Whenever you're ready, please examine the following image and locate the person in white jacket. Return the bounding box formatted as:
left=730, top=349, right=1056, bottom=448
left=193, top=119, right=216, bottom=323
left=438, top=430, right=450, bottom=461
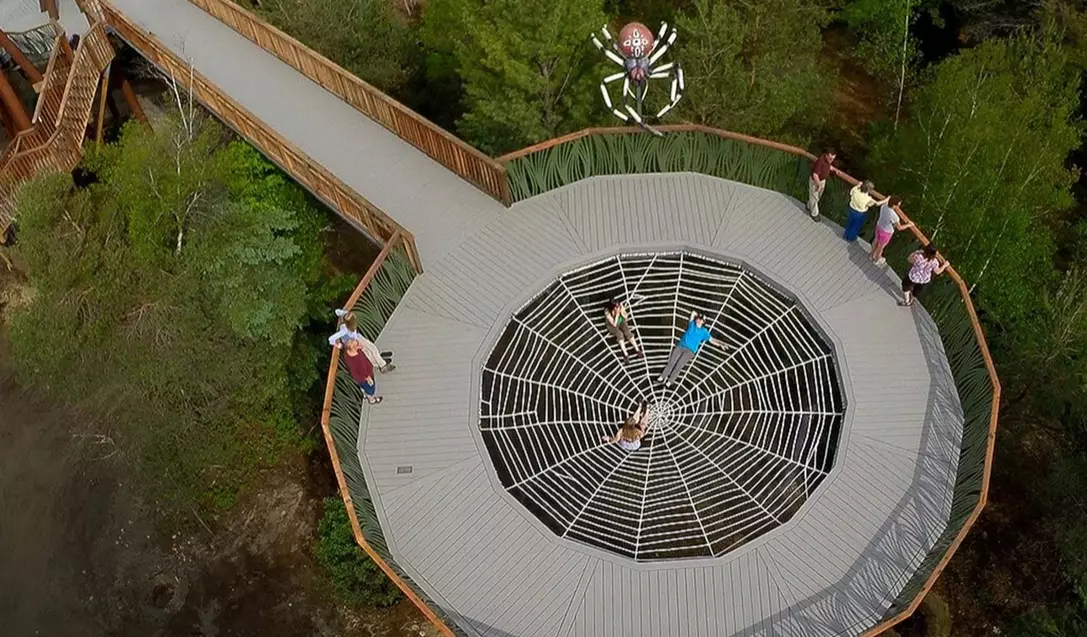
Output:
left=329, top=309, right=396, bottom=373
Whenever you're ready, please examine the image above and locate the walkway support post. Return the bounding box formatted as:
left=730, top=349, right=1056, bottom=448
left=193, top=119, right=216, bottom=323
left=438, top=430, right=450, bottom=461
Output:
left=0, top=70, right=31, bottom=132
left=95, top=62, right=110, bottom=145
left=40, top=0, right=60, bottom=20
left=119, top=76, right=146, bottom=124
left=0, top=29, right=44, bottom=85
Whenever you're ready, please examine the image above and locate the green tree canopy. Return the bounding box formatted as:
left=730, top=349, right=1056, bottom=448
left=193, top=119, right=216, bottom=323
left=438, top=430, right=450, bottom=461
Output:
left=868, top=31, right=1082, bottom=322
left=9, top=116, right=334, bottom=515
left=421, top=0, right=609, bottom=155
left=254, top=0, right=418, bottom=97
left=676, top=0, right=834, bottom=141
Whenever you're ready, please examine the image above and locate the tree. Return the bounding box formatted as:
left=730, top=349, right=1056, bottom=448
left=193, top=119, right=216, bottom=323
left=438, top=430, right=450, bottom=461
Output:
left=8, top=115, right=334, bottom=516
left=867, top=31, right=1082, bottom=322
left=254, top=0, right=418, bottom=98
left=676, top=0, right=834, bottom=141
left=839, top=0, right=934, bottom=125
left=315, top=498, right=403, bottom=607
left=421, top=0, right=610, bottom=155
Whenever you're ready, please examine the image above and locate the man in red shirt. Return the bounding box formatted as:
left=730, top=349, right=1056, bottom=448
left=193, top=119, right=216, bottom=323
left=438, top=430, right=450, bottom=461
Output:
left=807, top=149, right=837, bottom=220
left=342, top=339, right=383, bottom=405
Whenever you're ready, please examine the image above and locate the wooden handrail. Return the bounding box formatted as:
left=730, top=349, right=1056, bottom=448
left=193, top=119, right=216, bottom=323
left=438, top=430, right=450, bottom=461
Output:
left=318, top=233, right=455, bottom=637
left=185, top=0, right=511, bottom=205
left=99, top=0, right=421, bottom=263
left=502, top=124, right=1001, bottom=637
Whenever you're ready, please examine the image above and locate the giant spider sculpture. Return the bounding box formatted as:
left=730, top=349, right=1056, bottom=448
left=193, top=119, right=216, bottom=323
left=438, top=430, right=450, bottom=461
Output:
left=591, top=22, right=685, bottom=134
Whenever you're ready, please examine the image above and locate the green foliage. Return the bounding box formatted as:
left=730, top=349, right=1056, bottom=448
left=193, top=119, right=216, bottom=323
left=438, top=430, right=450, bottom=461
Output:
left=503, top=130, right=813, bottom=202
left=839, top=0, right=928, bottom=81
left=868, top=31, right=1082, bottom=323
left=253, top=0, right=417, bottom=97
left=8, top=116, right=333, bottom=518
left=1011, top=607, right=1087, bottom=637
left=1000, top=267, right=1087, bottom=425
left=676, top=0, right=834, bottom=141
left=315, top=497, right=403, bottom=608
left=86, top=114, right=232, bottom=264
left=421, top=0, right=609, bottom=155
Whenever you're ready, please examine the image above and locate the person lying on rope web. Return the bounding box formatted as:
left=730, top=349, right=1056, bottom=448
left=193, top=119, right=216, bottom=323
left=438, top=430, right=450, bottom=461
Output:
left=602, top=401, right=652, bottom=451
left=658, top=310, right=727, bottom=387
left=604, top=297, right=643, bottom=361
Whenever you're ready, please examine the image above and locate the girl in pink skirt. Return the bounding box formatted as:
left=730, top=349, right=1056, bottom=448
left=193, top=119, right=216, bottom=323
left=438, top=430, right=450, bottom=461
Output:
left=870, top=196, right=914, bottom=266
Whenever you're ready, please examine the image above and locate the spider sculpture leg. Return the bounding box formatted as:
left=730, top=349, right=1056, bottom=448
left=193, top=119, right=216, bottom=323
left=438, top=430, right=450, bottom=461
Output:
left=649, top=62, right=685, bottom=118
left=599, top=71, right=631, bottom=121
left=648, top=24, right=678, bottom=66
left=591, top=27, right=626, bottom=67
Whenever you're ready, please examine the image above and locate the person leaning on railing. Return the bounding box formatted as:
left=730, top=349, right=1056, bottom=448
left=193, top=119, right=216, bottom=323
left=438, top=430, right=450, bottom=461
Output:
left=844, top=180, right=890, bottom=242
left=899, top=244, right=949, bottom=307
left=870, top=195, right=914, bottom=266
left=807, top=148, right=837, bottom=220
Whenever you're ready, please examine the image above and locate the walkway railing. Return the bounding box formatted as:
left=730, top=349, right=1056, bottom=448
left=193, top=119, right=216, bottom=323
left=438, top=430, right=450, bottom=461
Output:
left=185, top=0, right=511, bottom=206
left=318, top=232, right=459, bottom=637
left=99, top=1, right=422, bottom=270
left=499, top=125, right=1001, bottom=637
left=0, top=22, right=113, bottom=231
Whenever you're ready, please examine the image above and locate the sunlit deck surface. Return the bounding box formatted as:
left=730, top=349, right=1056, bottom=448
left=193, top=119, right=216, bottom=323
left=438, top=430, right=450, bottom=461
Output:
left=364, top=173, right=964, bottom=637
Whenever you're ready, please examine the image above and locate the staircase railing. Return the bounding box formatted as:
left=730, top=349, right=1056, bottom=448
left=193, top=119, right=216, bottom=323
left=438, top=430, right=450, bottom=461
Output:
left=0, top=22, right=113, bottom=232
left=185, top=0, right=510, bottom=206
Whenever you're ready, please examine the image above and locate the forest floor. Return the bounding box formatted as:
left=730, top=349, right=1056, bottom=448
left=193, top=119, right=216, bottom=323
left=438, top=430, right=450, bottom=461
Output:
left=0, top=261, right=434, bottom=637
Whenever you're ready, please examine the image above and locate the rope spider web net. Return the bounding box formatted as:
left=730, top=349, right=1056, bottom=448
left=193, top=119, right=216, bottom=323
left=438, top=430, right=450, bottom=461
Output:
left=480, top=252, right=845, bottom=561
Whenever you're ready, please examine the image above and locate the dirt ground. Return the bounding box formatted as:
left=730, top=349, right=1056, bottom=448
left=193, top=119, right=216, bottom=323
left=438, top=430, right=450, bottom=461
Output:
left=0, top=264, right=435, bottom=637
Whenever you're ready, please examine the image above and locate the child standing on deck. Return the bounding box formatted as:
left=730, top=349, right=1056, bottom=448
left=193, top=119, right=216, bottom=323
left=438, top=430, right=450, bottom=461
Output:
left=342, top=339, right=383, bottom=404
left=870, top=196, right=914, bottom=266
left=899, top=244, right=949, bottom=307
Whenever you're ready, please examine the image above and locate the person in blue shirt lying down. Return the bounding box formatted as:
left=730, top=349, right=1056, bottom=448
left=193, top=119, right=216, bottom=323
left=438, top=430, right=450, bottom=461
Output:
left=657, top=310, right=727, bottom=386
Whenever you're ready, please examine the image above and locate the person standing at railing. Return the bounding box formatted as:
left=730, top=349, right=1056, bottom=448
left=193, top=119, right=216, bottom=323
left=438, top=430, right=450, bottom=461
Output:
left=341, top=338, right=383, bottom=405
left=329, top=309, right=396, bottom=373
left=899, top=244, right=949, bottom=307
left=844, top=180, right=889, bottom=242
left=870, top=195, right=914, bottom=266
left=807, top=149, right=836, bottom=220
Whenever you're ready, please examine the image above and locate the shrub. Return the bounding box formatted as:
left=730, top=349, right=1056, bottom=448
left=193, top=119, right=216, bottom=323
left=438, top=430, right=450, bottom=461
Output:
left=315, top=497, right=403, bottom=608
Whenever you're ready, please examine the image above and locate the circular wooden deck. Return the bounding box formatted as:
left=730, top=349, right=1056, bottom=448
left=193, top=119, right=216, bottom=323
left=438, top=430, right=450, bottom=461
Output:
left=359, top=173, right=964, bottom=637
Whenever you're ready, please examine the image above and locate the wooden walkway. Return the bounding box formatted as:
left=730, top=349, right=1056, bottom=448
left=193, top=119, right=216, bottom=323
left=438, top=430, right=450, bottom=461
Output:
left=105, top=0, right=504, bottom=264
left=364, top=174, right=964, bottom=637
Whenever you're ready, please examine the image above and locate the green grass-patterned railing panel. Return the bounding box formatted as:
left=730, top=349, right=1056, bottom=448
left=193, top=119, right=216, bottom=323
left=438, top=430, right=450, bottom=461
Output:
left=884, top=275, right=994, bottom=616
left=324, top=246, right=469, bottom=635
left=506, top=131, right=814, bottom=203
